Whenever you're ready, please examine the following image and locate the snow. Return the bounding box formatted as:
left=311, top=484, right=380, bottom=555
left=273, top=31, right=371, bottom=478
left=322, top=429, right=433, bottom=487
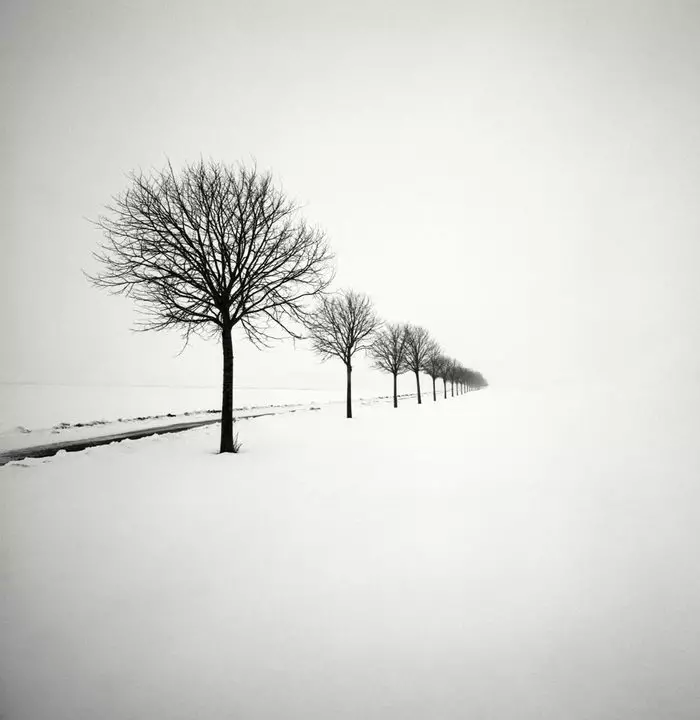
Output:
left=0, top=409, right=213, bottom=454
left=0, top=386, right=416, bottom=453
left=0, top=370, right=407, bottom=434
left=1, top=388, right=699, bottom=720
left=0, top=406, right=300, bottom=455
left=0, top=384, right=341, bottom=435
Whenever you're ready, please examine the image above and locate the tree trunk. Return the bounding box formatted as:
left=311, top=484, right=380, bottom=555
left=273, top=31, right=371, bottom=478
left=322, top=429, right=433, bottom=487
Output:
left=393, top=372, right=398, bottom=408
left=443, top=378, right=447, bottom=399
left=219, top=326, right=235, bottom=453
left=432, top=376, right=436, bottom=401
left=415, top=370, right=422, bottom=404
left=451, top=381, right=454, bottom=397
left=346, top=363, right=352, bottom=419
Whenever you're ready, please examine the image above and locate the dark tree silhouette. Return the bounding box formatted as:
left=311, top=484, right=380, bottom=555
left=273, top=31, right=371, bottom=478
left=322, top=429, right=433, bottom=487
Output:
left=89, top=159, right=334, bottom=453
left=446, top=358, right=458, bottom=397
left=306, top=290, right=379, bottom=418
left=403, top=325, right=433, bottom=404
left=422, top=342, right=444, bottom=402
left=456, top=365, right=465, bottom=395
left=438, top=355, right=449, bottom=400
left=464, top=368, right=488, bottom=391
left=462, top=368, right=472, bottom=392
left=370, top=323, right=408, bottom=408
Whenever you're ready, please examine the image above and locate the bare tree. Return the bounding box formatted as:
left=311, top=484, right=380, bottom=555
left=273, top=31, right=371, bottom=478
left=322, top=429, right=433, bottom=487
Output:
left=422, top=342, right=444, bottom=402
left=88, top=159, right=334, bottom=453
left=369, top=323, right=408, bottom=408
left=403, top=325, right=433, bottom=404
left=306, top=290, right=379, bottom=418
left=438, top=355, right=450, bottom=399
left=446, top=358, right=458, bottom=397
left=464, top=368, right=488, bottom=391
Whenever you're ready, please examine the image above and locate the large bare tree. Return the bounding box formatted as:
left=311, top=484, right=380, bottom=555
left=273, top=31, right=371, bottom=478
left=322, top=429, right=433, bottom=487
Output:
left=89, top=159, right=334, bottom=453
left=403, top=325, right=433, bottom=404
left=306, top=290, right=379, bottom=418
left=369, top=323, right=408, bottom=408
left=422, top=342, right=445, bottom=402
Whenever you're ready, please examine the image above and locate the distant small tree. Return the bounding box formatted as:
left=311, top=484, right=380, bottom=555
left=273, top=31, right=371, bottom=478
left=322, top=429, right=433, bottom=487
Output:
left=306, top=290, right=379, bottom=418
left=370, top=323, right=408, bottom=408
left=463, top=368, right=473, bottom=392
left=456, top=365, right=465, bottom=395
left=88, top=159, right=334, bottom=453
left=403, top=325, right=433, bottom=404
left=422, top=343, right=444, bottom=402
left=438, top=355, right=450, bottom=399
left=464, top=369, right=488, bottom=391
left=446, top=358, right=458, bottom=397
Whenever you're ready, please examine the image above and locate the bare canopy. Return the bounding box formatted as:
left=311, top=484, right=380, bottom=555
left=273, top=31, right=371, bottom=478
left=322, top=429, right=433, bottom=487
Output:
left=369, top=323, right=408, bottom=408
left=306, top=290, right=379, bottom=418
left=403, top=324, right=433, bottom=404
left=89, top=159, right=334, bottom=452
left=422, top=342, right=445, bottom=402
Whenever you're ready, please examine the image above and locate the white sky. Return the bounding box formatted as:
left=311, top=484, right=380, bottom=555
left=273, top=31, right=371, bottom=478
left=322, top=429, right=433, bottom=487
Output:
left=2, top=0, right=700, bottom=405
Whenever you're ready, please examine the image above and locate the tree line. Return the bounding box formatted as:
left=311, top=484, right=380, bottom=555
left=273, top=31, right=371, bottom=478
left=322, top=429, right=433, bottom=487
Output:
left=306, top=289, right=487, bottom=418
left=89, top=159, right=486, bottom=453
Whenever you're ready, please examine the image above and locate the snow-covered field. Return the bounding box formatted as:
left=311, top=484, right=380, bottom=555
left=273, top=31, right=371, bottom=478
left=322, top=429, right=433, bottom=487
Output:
left=0, top=405, right=308, bottom=455
left=0, top=409, right=220, bottom=454
left=1, top=387, right=699, bottom=719
left=0, top=393, right=418, bottom=455
left=0, top=384, right=344, bottom=435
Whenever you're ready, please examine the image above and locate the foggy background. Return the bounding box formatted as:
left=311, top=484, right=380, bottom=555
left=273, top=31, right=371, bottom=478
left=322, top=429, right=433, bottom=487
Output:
left=3, top=0, right=699, bottom=427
